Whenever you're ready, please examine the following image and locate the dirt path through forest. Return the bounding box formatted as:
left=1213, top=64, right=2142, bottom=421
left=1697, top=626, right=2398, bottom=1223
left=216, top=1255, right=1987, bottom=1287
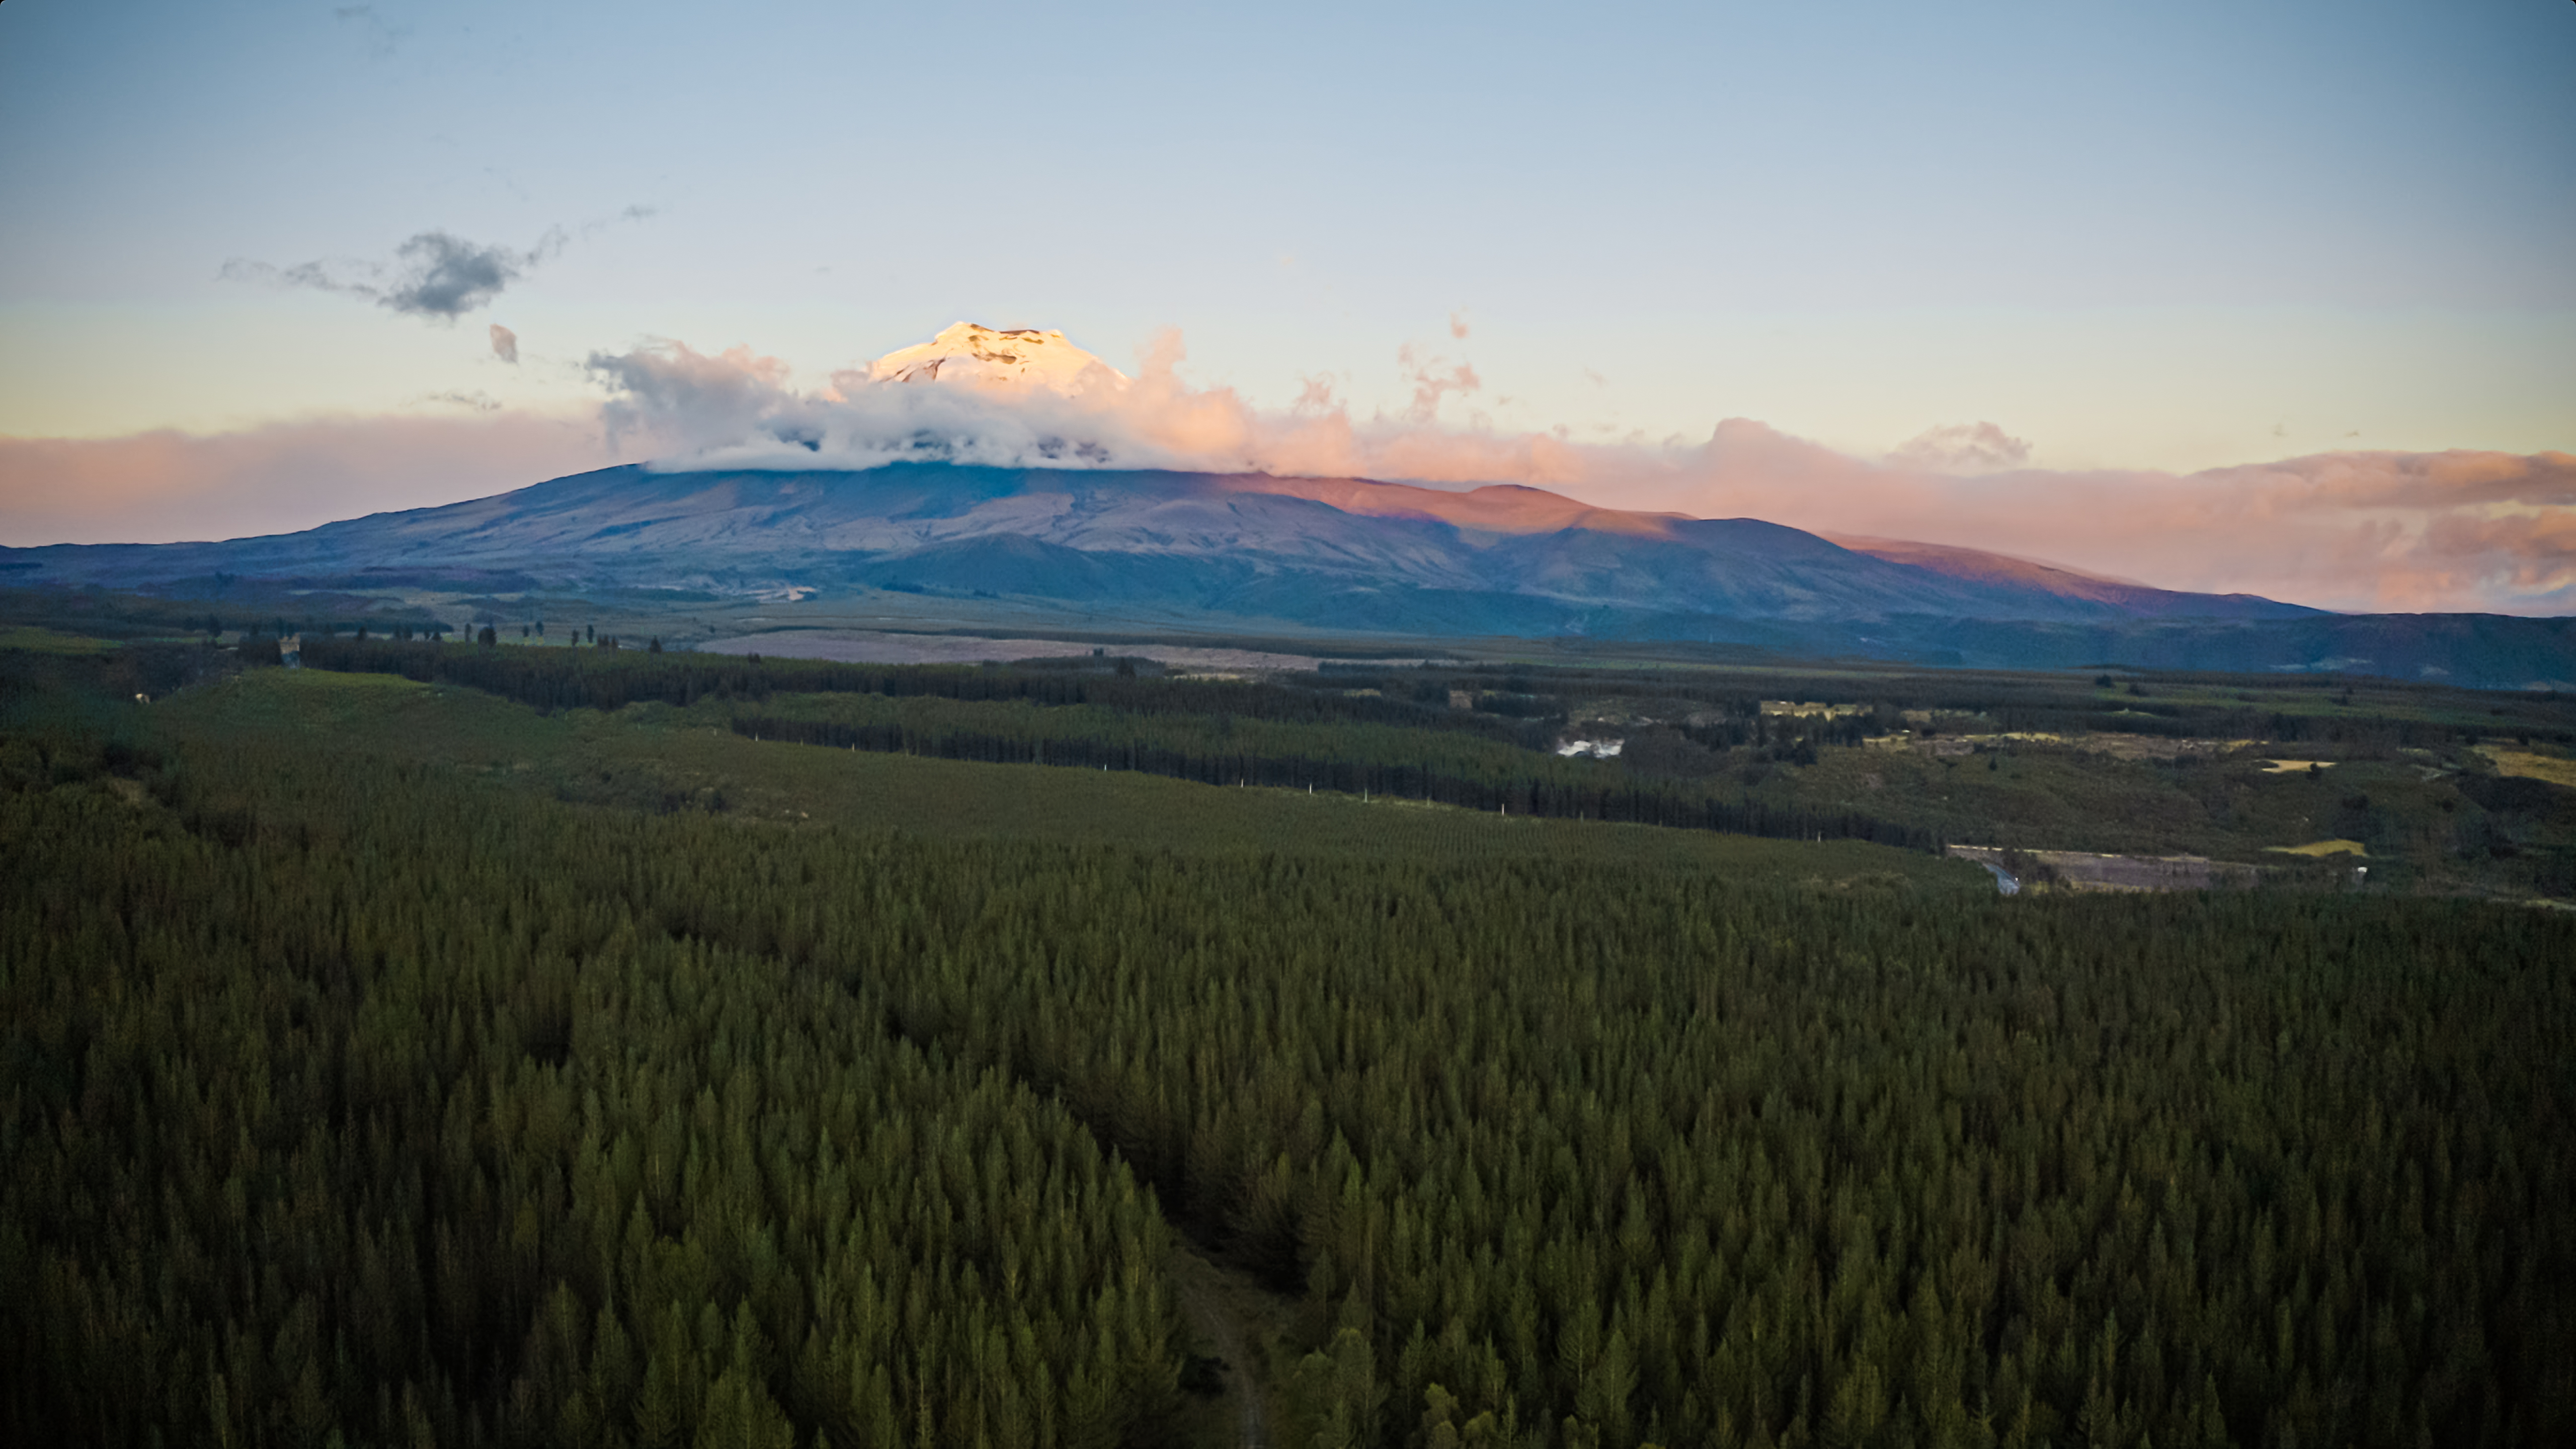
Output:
left=1167, top=1246, right=1281, bottom=1449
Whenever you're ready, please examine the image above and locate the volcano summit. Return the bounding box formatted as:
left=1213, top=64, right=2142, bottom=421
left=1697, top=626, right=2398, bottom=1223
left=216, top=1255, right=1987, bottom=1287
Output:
left=865, top=323, right=1131, bottom=395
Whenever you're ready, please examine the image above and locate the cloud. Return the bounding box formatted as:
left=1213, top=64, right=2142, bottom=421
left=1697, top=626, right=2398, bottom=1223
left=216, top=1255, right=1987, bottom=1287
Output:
left=1395, top=342, right=1480, bottom=423
left=579, top=331, right=1575, bottom=488
left=2214, top=448, right=2576, bottom=511
left=220, top=206, right=649, bottom=323
left=1645, top=428, right=2576, bottom=615
left=588, top=341, right=803, bottom=455
left=222, top=229, right=557, bottom=320
left=1448, top=310, right=1471, bottom=341
left=1888, top=421, right=2031, bottom=473
left=0, top=414, right=611, bottom=546
left=490, top=323, right=519, bottom=364
left=381, top=231, right=554, bottom=316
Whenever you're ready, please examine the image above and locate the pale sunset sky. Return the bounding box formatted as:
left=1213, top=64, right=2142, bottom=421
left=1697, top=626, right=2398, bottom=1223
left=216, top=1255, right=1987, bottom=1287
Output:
left=1, top=1, right=2569, bottom=611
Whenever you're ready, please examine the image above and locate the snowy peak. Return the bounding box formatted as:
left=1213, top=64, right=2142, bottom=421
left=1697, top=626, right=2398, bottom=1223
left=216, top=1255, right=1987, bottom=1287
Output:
left=865, top=323, right=1128, bottom=394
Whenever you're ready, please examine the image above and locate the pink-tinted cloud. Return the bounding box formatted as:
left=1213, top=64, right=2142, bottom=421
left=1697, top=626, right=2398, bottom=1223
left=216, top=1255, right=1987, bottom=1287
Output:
left=0, top=414, right=611, bottom=545
left=1889, top=421, right=2030, bottom=473
left=1395, top=342, right=1480, bottom=423
left=1623, top=431, right=2576, bottom=615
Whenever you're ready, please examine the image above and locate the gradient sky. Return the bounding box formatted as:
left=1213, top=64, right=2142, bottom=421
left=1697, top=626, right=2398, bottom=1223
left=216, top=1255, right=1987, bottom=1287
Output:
left=2, top=1, right=2571, bottom=608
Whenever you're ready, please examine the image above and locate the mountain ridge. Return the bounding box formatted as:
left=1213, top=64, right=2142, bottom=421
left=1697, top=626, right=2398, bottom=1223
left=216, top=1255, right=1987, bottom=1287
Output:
left=0, top=460, right=2311, bottom=620
left=9, top=459, right=2569, bottom=686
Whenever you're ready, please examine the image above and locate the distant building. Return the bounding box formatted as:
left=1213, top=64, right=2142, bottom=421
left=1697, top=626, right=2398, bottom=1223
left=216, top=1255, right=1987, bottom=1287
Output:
left=280, top=634, right=302, bottom=669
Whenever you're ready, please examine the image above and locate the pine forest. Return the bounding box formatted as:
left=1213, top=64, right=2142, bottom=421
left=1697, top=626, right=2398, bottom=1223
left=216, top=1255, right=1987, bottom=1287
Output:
left=3, top=640, right=2572, bottom=1447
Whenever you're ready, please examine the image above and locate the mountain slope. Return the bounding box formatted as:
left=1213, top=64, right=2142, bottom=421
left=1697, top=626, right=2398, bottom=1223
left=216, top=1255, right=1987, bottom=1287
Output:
left=0, top=461, right=2306, bottom=622
left=1828, top=535, right=2315, bottom=620
left=14, top=459, right=2568, bottom=684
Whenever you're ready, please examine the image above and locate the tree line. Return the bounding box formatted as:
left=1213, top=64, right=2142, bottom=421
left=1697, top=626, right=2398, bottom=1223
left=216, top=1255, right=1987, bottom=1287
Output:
left=727, top=706, right=1934, bottom=851
left=296, top=638, right=1530, bottom=740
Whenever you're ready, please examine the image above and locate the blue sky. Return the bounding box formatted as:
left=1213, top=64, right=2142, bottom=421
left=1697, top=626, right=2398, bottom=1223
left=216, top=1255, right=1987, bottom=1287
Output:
left=1, top=0, right=2570, bottom=608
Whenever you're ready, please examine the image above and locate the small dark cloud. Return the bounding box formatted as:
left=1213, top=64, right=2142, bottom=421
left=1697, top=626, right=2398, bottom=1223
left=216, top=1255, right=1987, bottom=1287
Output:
left=389, top=230, right=560, bottom=317
left=220, top=210, right=646, bottom=323
left=222, top=230, right=545, bottom=319
left=489, top=324, right=519, bottom=364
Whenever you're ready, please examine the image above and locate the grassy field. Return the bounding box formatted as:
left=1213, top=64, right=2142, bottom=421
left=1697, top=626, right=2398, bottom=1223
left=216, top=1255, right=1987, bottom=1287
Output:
left=2268, top=838, right=2371, bottom=857
left=22, top=582, right=2573, bottom=901
left=1721, top=723, right=2573, bottom=895
left=195, top=641, right=2576, bottom=899
left=155, top=667, right=1989, bottom=890
left=0, top=624, right=119, bottom=654
left=2483, top=743, right=2576, bottom=789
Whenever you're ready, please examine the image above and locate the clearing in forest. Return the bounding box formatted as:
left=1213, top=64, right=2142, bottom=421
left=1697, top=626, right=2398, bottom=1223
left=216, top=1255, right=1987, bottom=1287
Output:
left=2479, top=744, right=2576, bottom=790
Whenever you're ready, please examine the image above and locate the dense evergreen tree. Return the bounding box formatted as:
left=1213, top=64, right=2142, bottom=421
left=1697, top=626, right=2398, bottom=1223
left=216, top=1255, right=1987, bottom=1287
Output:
left=4, top=657, right=2571, bottom=1445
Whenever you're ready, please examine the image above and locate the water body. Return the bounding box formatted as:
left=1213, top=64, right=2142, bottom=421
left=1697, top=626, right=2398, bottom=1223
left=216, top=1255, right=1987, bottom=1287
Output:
left=1976, top=861, right=2022, bottom=896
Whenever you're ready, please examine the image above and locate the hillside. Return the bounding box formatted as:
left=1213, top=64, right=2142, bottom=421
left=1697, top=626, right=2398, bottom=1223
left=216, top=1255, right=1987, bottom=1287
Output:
left=0, top=459, right=2320, bottom=622
left=7, top=459, right=2570, bottom=685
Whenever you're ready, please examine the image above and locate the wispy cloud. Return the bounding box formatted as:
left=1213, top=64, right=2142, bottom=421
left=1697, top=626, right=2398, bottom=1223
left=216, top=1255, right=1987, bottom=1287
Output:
left=1395, top=341, right=1480, bottom=423
left=1888, top=421, right=2030, bottom=474
left=222, top=229, right=558, bottom=319
left=489, top=324, right=519, bottom=364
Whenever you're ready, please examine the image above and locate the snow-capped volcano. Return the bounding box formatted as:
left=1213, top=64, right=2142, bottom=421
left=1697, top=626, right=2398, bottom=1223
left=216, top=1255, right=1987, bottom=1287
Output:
left=866, top=323, right=1128, bottom=394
